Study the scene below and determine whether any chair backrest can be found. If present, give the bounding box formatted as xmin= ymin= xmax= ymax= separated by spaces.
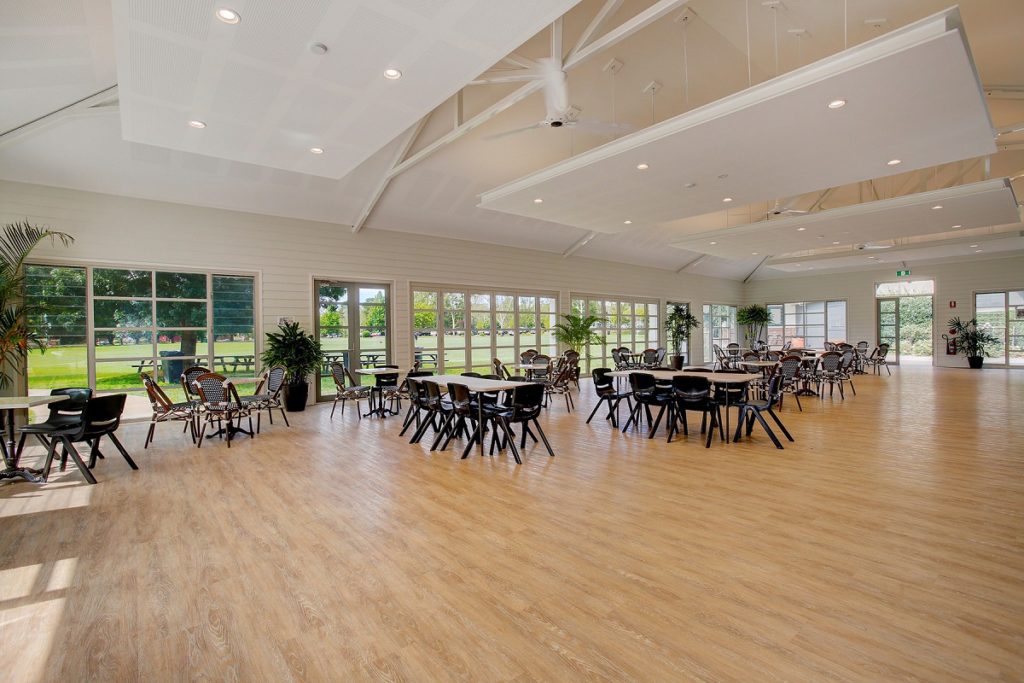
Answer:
xmin=264 ymin=366 xmax=287 ymax=395
xmin=461 ymin=372 xmax=482 ymax=378
xmin=329 ymin=362 xmax=348 ymax=389
xmin=877 ymin=343 xmax=890 ymax=359
xmin=726 ymin=343 xmax=740 ymax=356
xmin=406 ymin=377 xmax=425 ymax=405
xmin=493 ymin=358 xmax=511 ymax=380
xmin=779 ymin=355 xmax=803 ymax=379
xmin=765 ymin=350 xmax=782 ymax=362
xmin=641 ymin=348 xmax=658 ymax=365
xmin=819 ymin=351 xmax=842 ymax=373
xmin=520 ymin=349 xmax=538 ymax=363
xmin=764 ymin=373 xmax=786 ymax=403
xmin=509 ymin=382 xmax=544 ymax=420
xmin=48 ymin=386 xmax=94 ymax=417
xmin=837 ymin=343 xmax=853 ymax=352
xmin=422 ymin=380 xmax=444 ymax=407
xmin=592 ymin=367 xmax=613 ymax=390
xmin=447 ymin=383 xmax=473 ymax=412
xmin=611 ymin=349 xmax=623 ymax=367
xmin=683 ymin=367 xmax=713 ymax=373
xmin=655 ymin=347 xmax=666 ymax=363
xmin=531 ymin=354 xmax=552 ymax=379
xmin=81 ymin=393 xmax=127 ymax=436
xmin=824 ymin=341 xmax=837 ymax=352
xmin=181 ymin=365 xmax=210 ymax=399
xmin=194 ymin=372 xmax=237 ymax=404
xmin=376 ymin=366 xmax=400 ymax=388
xmin=141 ymin=374 xmax=174 ymax=412
xmin=856 ymin=341 xmax=870 ymax=351
xmin=840 ymin=349 xmax=855 ymax=370
xmin=781 ymin=341 xmax=792 ymax=352
xmin=629 ymin=372 xmax=657 ymax=394
xmin=672 ymin=374 xmax=710 ymax=400
xmin=742 ymin=351 xmax=759 ymax=361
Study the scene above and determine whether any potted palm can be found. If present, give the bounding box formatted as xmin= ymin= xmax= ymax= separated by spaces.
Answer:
xmin=665 ymin=304 xmax=700 ymax=370
xmin=0 ymin=221 xmax=73 ymax=391
xmin=737 ymin=304 xmax=771 ymax=347
xmin=261 ymin=322 xmax=322 ymax=410
xmin=948 ymin=316 xmax=1000 ymax=369
xmin=553 ymin=313 xmax=606 ymax=371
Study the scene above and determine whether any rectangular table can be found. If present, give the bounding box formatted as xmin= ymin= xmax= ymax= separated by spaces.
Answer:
xmin=0 ymin=395 xmax=69 ymax=483
xmin=413 ymin=375 xmax=532 ymax=456
xmin=608 ymin=369 xmax=758 ymax=443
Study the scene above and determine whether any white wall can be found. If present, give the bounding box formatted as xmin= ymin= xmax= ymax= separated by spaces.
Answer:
xmin=0 ymin=180 xmax=743 ymax=378
xmin=746 ymin=256 xmax=1024 ymax=368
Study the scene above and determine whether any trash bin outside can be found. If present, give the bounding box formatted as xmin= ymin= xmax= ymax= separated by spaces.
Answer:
xmin=159 ymin=350 xmax=185 ymax=384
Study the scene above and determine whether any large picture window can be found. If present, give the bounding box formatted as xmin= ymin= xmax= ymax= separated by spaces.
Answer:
xmin=766 ymin=300 xmax=847 ymax=349
xmin=314 ymin=280 xmax=391 ymax=399
xmin=26 ymin=264 xmax=256 ymax=401
xmin=570 ymin=294 xmax=660 ymax=373
xmin=412 ymin=286 xmax=557 ymax=374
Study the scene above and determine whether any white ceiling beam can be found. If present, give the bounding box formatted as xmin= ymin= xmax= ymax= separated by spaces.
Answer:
xmin=676 ymin=254 xmax=707 ymax=273
xmin=996 ymin=120 xmax=1024 ymax=135
xmin=567 ymin=0 xmax=623 ymax=62
xmin=468 ymin=72 xmax=540 ymax=86
xmin=551 ymin=17 xmax=563 ymax=65
xmin=352 ymin=116 xmax=430 ymax=233
xmin=502 ymin=53 xmax=540 ymax=70
xmin=389 ymin=80 xmax=545 ymax=179
xmin=562 ymin=231 xmax=597 ymax=257
xmin=0 ymin=85 xmax=118 ymax=146
xmin=564 ymin=0 xmax=691 ymax=71
xmin=743 ymin=255 xmax=771 ymax=282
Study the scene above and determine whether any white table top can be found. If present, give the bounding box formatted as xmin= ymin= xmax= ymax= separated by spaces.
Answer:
xmin=0 ymin=395 xmax=70 ymax=410
xmin=413 ymin=374 xmax=531 ymax=393
xmin=739 ymin=360 xmax=778 ymax=367
xmin=355 ymin=367 xmax=401 ymax=375
xmin=608 ymin=369 xmax=758 ymax=384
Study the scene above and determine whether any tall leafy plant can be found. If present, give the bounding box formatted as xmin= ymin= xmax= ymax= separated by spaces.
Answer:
xmin=665 ymin=304 xmax=700 ymax=355
xmin=737 ymin=304 xmax=771 ymax=345
xmin=261 ymin=322 xmax=322 ymax=385
xmin=0 ymin=221 xmax=73 ymax=391
xmin=948 ymin=316 xmax=1000 ymax=359
xmin=553 ymin=313 xmax=606 ymax=354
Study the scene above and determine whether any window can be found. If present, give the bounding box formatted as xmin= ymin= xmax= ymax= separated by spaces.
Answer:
xmin=26 ymin=265 xmax=256 ymax=402
xmin=412 ymin=286 xmax=557 ymax=374
xmin=766 ymin=300 xmax=847 ymax=348
xmin=571 ymin=294 xmax=660 ymax=373
xmin=876 ymin=280 xmax=934 ymax=297
xmin=703 ymin=304 xmax=737 ymax=361
xmin=314 ymin=281 xmax=391 ymax=398
xmin=975 ymin=290 xmax=1024 ymax=366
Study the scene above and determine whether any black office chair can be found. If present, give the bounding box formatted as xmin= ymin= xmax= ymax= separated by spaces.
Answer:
xmin=39 ymin=394 xmax=136 ymax=484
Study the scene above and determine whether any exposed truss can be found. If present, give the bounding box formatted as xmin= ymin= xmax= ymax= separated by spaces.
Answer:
xmin=0 ymin=85 xmax=118 ymax=146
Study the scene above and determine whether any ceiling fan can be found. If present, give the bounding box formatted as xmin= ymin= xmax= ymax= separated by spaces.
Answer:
xmin=854 ymin=242 xmax=892 ymax=250
xmin=484 ymin=58 xmax=634 ymax=140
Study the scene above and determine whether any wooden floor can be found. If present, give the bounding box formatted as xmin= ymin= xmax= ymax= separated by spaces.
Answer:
xmin=2 ymin=366 xmax=1023 ymax=681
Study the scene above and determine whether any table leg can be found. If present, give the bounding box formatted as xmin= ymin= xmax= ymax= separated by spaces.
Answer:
xmin=478 ymin=392 xmax=484 ymax=456
xmin=724 ymin=392 xmax=731 ymax=444
xmin=0 ymin=408 xmax=44 ymax=483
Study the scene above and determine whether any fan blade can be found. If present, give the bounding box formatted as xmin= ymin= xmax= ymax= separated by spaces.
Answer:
xmin=481 ymin=122 xmax=544 ymax=140
xmin=568 ymin=119 xmax=636 ymax=135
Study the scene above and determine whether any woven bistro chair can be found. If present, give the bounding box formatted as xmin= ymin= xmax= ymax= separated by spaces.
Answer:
xmin=141 ymin=372 xmax=195 ymax=448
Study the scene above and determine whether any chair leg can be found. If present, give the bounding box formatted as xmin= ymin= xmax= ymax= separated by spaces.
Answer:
xmin=279 ymin=408 xmax=289 ymax=427
xmin=766 ymin=408 xmax=794 ymax=442
xmin=647 ymin=404 xmax=666 ymax=439
xmin=107 ymin=433 xmax=138 ymax=469
xmin=196 ymin=419 xmax=208 ymax=448
xmin=733 ymin=406 xmax=747 ymax=443
xmin=144 ymin=420 xmax=156 ymax=448
xmin=432 ymin=413 xmax=456 ymax=451
xmin=621 ymin=401 xmax=642 ymax=433
xmin=532 ymin=419 xmax=554 ymax=457
xmin=753 ymin=410 xmax=784 ymax=449
xmin=586 ymin=397 xmax=607 ymax=424
xmin=501 ymin=419 xmax=522 ymax=464
xmin=60 ymin=438 xmax=97 ymax=485
xmin=40 ymin=437 xmax=59 ymax=482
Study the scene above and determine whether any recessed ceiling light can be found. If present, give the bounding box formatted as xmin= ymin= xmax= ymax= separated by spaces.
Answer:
xmin=309 ymin=147 xmax=324 ymax=154
xmin=188 ymin=120 xmax=206 ymax=129
xmin=717 ymin=173 xmax=729 ymax=179
xmin=722 ymin=197 xmax=733 ymax=203
xmin=683 ymin=182 xmax=697 ymax=189
xmin=975 ymin=249 xmax=983 ymax=253
xmin=953 ymin=224 xmax=963 ymax=228
xmin=808 ymin=267 xmax=814 ymax=270
xmin=797 ymin=227 xmax=806 ymax=231
xmin=751 ymin=252 xmax=759 ymax=255
xmin=709 ymin=241 xmax=717 ymax=245
xmin=931 ymin=204 xmax=943 ymax=210
xmin=636 ymin=163 xmax=649 ymax=170
xmin=215 ymin=8 xmax=240 ymax=24
xmin=868 ymin=256 xmax=877 ymax=259
xmin=969 ymin=244 xmax=978 ymax=248
xmin=887 ymin=158 xmax=902 ymax=166
xmin=827 ymin=99 xmax=847 ymax=109
xmin=533 ymin=198 xmax=543 ymax=204
xmin=310 ymin=43 xmax=328 ymax=56
xmin=623 ymin=220 xmax=632 ymax=225
xmin=384 ymin=68 xmax=402 ymax=80
xmin=832 ymin=241 xmax=840 ymax=245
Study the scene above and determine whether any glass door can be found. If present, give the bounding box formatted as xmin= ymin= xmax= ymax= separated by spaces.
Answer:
xmin=314 ymin=280 xmax=390 ymax=401
xmin=877 ymin=298 xmax=899 ymax=363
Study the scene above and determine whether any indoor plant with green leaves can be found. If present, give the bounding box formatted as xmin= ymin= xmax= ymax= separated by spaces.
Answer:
xmin=665 ymin=304 xmax=700 ymax=370
xmin=737 ymin=304 xmax=771 ymax=347
xmin=553 ymin=313 xmax=606 ymax=370
xmin=261 ymin=321 xmax=322 ymax=410
xmin=948 ymin=316 xmax=1000 ymax=369
xmin=0 ymin=221 xmax=73 ymax=392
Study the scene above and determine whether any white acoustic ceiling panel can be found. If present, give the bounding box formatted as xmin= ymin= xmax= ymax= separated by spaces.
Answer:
xmin=478 ymin=7 xmax=996 ymax=234
xmin=111 ymin=0 xmax=582 ymax=179
xmin=669 ymin=179 xmax=1021 ymax=259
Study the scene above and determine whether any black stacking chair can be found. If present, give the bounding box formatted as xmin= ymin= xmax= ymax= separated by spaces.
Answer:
xmin=586 ymin=368 xmax=632 ymax=428
xmin=733 ymin=374 xmax=794 ymax=449
xmin=480 ymin=382 xmax=553 ymax=463
xmin=666 ymin=375 xmax=723 ymax=447
xmin=621 ymin=372 xmax=672 ymax=439
xmin=39 ymin=394 xmax=136 ymax=485
xmin=410 ymin=381 xmax=451 ymax=444
xmin=433 ymin=383 xmax=479 ymax=456
xmin=17 ymin=387 xmax=93 ymax=460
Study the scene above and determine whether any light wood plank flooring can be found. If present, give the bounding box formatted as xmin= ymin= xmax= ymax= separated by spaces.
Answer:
xmin=2 ymin=366 xmax=1022 ymax=681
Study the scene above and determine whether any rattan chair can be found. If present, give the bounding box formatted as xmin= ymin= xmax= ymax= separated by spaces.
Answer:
xmin=329 ymin=362 xmax=371 ymax=419
xmin=141 ymin=373 xmax=194 ymax=447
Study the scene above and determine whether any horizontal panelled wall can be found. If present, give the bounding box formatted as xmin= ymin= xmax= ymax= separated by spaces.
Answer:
xmin=746 ymin=254 xmax=1024 ymax=368
xmin=0 ymin=181 xmax=744 ymax=398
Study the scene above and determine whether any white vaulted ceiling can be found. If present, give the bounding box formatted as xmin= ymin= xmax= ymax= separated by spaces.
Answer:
xmin=110 ymin=0 xmax=582 ymax=178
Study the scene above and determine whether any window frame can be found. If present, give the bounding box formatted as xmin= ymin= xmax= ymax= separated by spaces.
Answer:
xmin=26 ymin=257 xmax=260 ymax=395
xmin=765 ymin=299 xmax=848 ymax=348
xmin=570 ymin=292 xmax=661 ymax=373
xmin=974 ymin=288 xmax=1024 ymax=366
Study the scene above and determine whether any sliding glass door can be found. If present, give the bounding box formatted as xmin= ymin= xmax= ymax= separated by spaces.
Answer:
xmin=314 ymin=280 xmax=390 ymax=400
xmin=975 ymin=291 xmax=1024 ymax=366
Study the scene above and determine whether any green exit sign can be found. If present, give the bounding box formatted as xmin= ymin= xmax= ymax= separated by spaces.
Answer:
xmin=896 ymin=269 xmax=911 ymax=276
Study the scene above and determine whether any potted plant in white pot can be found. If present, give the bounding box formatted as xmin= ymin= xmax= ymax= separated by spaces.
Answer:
xmin=665 ymin=304 xmax=700 ymax=370
xmin=949 ymin=316 xmax=1000 ymax=369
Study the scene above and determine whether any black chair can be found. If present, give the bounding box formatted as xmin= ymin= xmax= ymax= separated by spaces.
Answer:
xmin=776 ymin=355 xmax=804 ymax=411
xmin=39 ymin=394 xmax=137 ymax=485
xmin=374 ymin=365 xmax=402 ymax=416
xmin=433 ymin=383 xmax=479 ymax=456
xmin=733 ymin=374 xmax=794 ymax=449
xmin=621 ymin=372 xmax=672 ymax=439
xmin=480 ymin=382 xmax=554 ymax=463
xmin=17 ymin=387 xmax=93 ymax=461
xmin=585 ymin=368 xmax=631 ymax=428
xmin=666 ymin=375 xmax=723 ymax=447
xmin=410 ymin=381 xmax=451 ymax=444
